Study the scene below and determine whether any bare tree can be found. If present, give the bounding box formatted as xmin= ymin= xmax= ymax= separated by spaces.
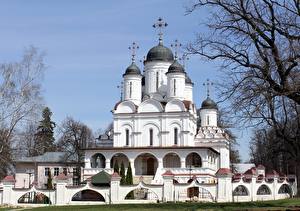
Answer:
xmin=0 ymin=46 xmax=45 ymax=178
xmin=57 ymin=117 xmax=94 ymax=182
xmin=187 ymin=0 xmax=299 ymax=105
xmin=187 ymin=0 xmax=300 ymax=192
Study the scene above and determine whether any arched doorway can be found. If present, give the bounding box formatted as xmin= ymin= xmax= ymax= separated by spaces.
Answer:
xmin=110 ymin=153 xmax=129 ymax=169
xmin=186 ymin=152 xmax=202 ymax=168
xmin=163 ymin=153 xmax=181 ymax=168
xmin=18 ymin=191 xmax=51 ymax=204
xmin=134 ymin=153 xmax=158 ymax=175
xmin=71 ymin=189 xmax=105 ymax=201
xmin=91 ymin=153 xmax=105 ymax=168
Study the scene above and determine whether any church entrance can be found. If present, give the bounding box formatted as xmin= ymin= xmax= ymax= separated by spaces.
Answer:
xmin=134 ymin=153 xmax=158 ymax=175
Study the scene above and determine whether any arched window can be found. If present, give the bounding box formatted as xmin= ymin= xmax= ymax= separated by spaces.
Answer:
xmin=149 ymin=129 xmax=153 ymax=146
xmin=207 ymin=116 xmax=210 ymax=125
xmin=174 ymin=128 xmax=178 ymax=145
xmin=173 ymin=79 xmax=176 ymax=95
xmin=278 ymin=184 xmax=291 ymax=194
xmin=186 ymin=152 xmax=202 ymax=168
xmin=257 ymin=185 xmax=271 ymax=195
xmin=125 ymin=129 xmax=129 ymax=146
xmin=129 ymin=82 xmax=132 ymax=98
xmin=156 ymin=72 xmax=159 ymax=91
xmin=233 ymin=185 xmax=248 ymax=196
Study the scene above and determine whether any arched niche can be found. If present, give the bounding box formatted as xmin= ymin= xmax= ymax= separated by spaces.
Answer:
xmin=163 ymin=152 xmax=181 ymax=168
xmin=186 ymin=152 xmax=202 ymax=168
xmin=110 ymin=153 xmax=130 ymax=169
xmin=91 ymin=153 xmax=106 ymax=168
xmin=134 ymin=153 xmax=158 ymax=175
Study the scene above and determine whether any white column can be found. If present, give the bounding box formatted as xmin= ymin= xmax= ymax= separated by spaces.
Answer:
xmin=105 ymin=159 xmax=110 ymax=169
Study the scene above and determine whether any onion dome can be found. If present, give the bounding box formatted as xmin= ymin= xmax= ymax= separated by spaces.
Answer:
xmin=185 ymin=74 xmax=193 ymax=85
xmin=166 ymin=60 xmax=185 ymax=74
xmin=201 ymin=97 xmax=218 ymax=110
xmin=146 ymin=43 xmax=174 ymax=62
xmin=123 ymin=62 xmax=141 ymax=76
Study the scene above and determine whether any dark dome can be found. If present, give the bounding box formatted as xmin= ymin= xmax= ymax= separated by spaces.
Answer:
xmin=166 ymin=60 xmax=185 ymax=74
xmin=201 ymin=97 xmax=218 ymax=109
xmin=123 ymin=62 xmax=141 ymax=76
xmin=185 ymin=74 xmax=193 ymax=84
xmin=146 ymin=44 xmax=174 ymax=62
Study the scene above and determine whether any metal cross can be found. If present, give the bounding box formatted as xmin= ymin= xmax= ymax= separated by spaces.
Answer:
xmin=171 ymin=39 xmax=182 ymax=60
xmin=128 ymin=42 xmax=139 ymax=63
xmin=203 ymin=79 xmax=213 ymax=97
xmin=179 ymin=53 xmax=189 ymax=68
xmin=117 ymin=81 xmax=124 ymax=101
xmin=152 ymin=17 xmax=168 ymax=44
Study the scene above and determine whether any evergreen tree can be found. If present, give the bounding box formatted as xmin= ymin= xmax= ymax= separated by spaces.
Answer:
xmin=125 ymin=162 xmax=134 ymax=199
xmin=113 ymin=161 xmax=119 ymax=174
xmin=34 ymin=107 xmax=56 ymax=155
xmin=47 ymin=170 xmax=53 ymax=190
xmin=120 ymin=162 xmax=126 ymax=185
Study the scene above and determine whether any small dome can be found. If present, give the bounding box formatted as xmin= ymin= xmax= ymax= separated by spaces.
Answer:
xmin=201 ymin=97 xmax=218 ymax=110
xmin=146 ymin=44 xmax=174 ymax=62
xmin=185 ymin=74 xmax=193 ymax=85
xmin=166 ymin=60 xmax=185 ymax=74
xmin=123 ymin=63 xmax=141 ymax=76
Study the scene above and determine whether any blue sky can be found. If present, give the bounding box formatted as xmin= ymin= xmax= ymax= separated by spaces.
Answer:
xmin=0 ymin=0 xmax=251 ymax=161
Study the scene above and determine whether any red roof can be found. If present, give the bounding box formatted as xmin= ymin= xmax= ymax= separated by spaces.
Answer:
xmin=55 ymin=173 xmax=68 ymax=180
xmin=216 ymin=168 xmax=231 ymax=175
xmin=2 ymin=175 xmax=15 ymax=183
xmin=266 ymin=170 xmax=279 ymax=177
xmin=244 ymin=167 xmax=256 ymax=175
xmin=111 ymin=172 xmax=120 ymax=178
xmin=162 ymin=170 xmax=174 ymax=176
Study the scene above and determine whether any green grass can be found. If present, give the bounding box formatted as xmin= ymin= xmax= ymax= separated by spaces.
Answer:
xmin=6 ymin=198 xmax=300 ymax=211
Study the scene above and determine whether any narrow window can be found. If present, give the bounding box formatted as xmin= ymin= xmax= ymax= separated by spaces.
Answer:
xmin=129 ymin=82 xmax=132 ymax=98
xmin=149 ymin=129 xmax=153 ymax=146
xmin=173 ymin=79 xmax=176 ymax=95
xmin=54 ymin=167 xmax=59 ymax=176
xmin=125 ymin=129 xmax=129 ymax=146
xmin=174 ymin=128 xmax=178 ymax=145
xmin=63 ymin=168 xmax=67 ymax=176
xmin=207 ymin=116 xmax=210 ymax=125
xmin=156 ymin=72 xmax=159 ymax=91
xmin=45 ymin=167 xmax=50 ymax=176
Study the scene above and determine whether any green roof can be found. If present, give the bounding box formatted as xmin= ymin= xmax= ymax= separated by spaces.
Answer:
xmin=91 ymin=171 xmax=111 ymax=185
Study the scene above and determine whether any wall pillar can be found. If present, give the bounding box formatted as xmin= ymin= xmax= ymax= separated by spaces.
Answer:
xmin=251 ymin=176 xmax=257 ymax=201
xmin=55 ymin=174 xmax=68 ymax=205
xmin=273 ymin=177 xmax=278 ymax=200
xmin=105 ymin=159 xmax=110 ymax=169
xmin=2 ymin=176 xmax=15 ymax=205
xmin=180 ymin=158 xmax=186 ymax=168
xmin=162 ymin=171 xmax=174 ymax=202
xmin=216 ymin=169 xmax=232 ymax=202
xmin=110 ymin=173 xmax=121 ymax=203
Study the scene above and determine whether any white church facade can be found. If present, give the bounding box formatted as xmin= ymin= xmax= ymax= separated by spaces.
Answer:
xmin=0 ymin=18 xmax=297 ymax=206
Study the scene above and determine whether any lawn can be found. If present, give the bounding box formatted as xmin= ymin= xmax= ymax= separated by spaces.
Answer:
xmin=15 ymin=198 xmax=299 ymax=211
